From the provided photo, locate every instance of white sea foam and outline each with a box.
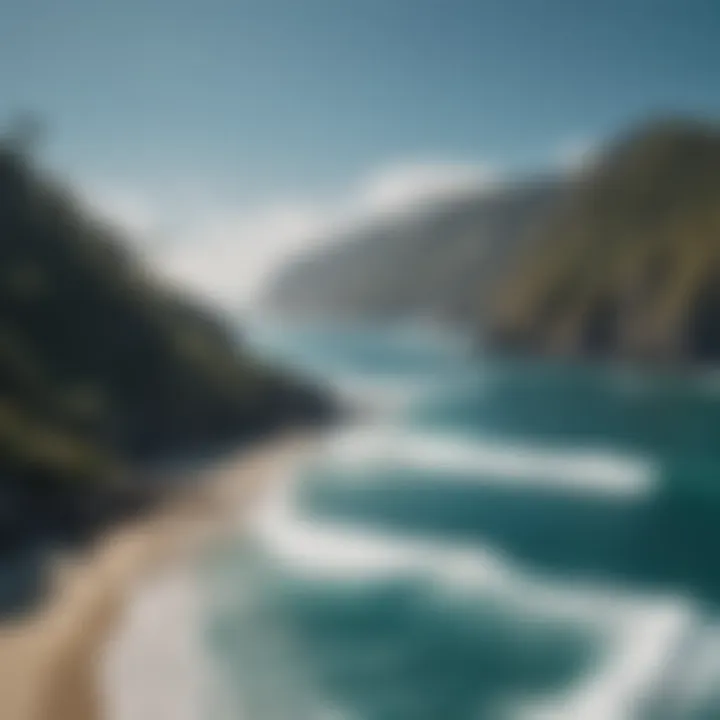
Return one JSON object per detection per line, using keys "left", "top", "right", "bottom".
{"left": 651, "top": 623, "right": 720, "bottom": 718}
{"left": 255, "top": 499, "right": 703, "bottom": 720}
{"left": 329, "top": 374, "right": 442, "bottom": 414}
{"left": 514, "top": 599, "right": 696, "bottom": 720}
{"left": 103, "top": 565, "right": 209, "bottom": 720}
{"left": 319, "top": 426, "right": 656, "bottom": 497}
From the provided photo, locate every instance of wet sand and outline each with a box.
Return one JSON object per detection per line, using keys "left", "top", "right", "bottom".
{"left": 0, "top": 432, "right": 312, "bottom": 720}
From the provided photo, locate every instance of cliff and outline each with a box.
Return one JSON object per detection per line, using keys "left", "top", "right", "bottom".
{"left": 266, "top": 117, "right": 720, "bottom": 366}
{"left": 0, "top": 138, "right": 331, "bottom": 559}
{"left": 487, "top": 118, "right": 720, "bottom": 363}
{"left": 263, "top": 179, "right": 563, "bottom": 325}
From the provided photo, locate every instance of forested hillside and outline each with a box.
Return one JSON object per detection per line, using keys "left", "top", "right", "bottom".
{"left": 488, "top": 118, "right": 720, "bottom": 362}
{"left": 266, "top": 117, "right": 720, "bottom": 366}
{"left": 0, "top": 137, "right": 330, "bottom": 552}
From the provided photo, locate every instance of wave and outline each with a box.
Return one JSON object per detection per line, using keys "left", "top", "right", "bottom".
{"left": 318, "top": 426, "right": 657, "bottom": 498}
{"left": 328, "top": 374, "right": 448, "bottom": 415}
{"left": 103, "top": 566, "right": 208, "bottom": 720}
{"left": 514, "top": 600, "right": 696, "bottom": 720}
{"left": 251, "top": 495, "right": 701, "bottom": 719}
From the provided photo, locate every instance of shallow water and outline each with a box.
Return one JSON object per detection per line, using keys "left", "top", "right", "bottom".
{"left": 201, "top": 323, "right": 720, "bottom": 719}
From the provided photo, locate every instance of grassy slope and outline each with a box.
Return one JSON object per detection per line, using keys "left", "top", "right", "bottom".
{"left": 488, "top": 118, "right": 720, "bottom": 362}
{"left": 0, "top": 140, "right": 328, "bottom": 551}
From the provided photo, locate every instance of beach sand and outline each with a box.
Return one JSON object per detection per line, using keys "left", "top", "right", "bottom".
{"left": 0, "top": 432, "right": 312, "bottom": 720}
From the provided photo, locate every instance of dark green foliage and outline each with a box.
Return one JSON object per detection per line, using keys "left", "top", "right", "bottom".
{"left": 0, "top": 138, "right": 329, "bottom": 550}
{"left": 268, "top": 116, "right": 720, "bottom": 366}
{"left": 489, "top": 117, "right": 720, "bottom": 363}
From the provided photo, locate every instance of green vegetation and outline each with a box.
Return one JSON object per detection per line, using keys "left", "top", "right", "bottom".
{"left": 268, "top": 116, "right": 720, "bottom": 366}
{"left": 0, "top": 134, "right": 330, "bottom": 551}
{"left": 488, "top": 118, "right": 720, "bottom": 362}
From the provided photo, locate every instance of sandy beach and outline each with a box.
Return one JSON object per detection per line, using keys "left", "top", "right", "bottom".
{"left": 0, "top": 432, "right": 312, "bottom": 720}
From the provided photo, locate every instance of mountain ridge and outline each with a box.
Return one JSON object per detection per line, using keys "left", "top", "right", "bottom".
{"left": 263, "top": 175, "right": 565, "bottom": 325}
{"left": 0, "top": 136, "right": 332, "bottom": 563}
{"left": 263, "top": 116, "right": 720, "bottom": 366}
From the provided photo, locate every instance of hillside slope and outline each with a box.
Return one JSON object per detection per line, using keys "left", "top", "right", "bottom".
{"left": 0, "top": 139, "right": 330, "bottom": 553}
{"left": 487, "top": 118, "right": 720, "bottom": 363}
{"left": 263, "top": 179, "right": 563, "bottom": 325}
{"left": 265, "top": 117, "right": 720, "bottom": 366}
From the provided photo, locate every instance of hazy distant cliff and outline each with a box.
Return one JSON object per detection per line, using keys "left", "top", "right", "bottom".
{"left": 263, "top": 179, "right": 563, "bottom": 325}
{"left": 265, "top": 117, "right": 720, "bottom": 365}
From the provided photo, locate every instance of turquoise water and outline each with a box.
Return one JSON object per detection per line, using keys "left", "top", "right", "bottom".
{"left": 201, "top": 324, "right": 720, "bottom": 719}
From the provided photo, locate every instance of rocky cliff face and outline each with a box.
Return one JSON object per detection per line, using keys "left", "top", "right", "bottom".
{"left": 263, "top": 178, "right": 564, "bottom": 325}
{"left": 0, "top": 138, "right": 334, "bottom": 559}
{"left": 487, "top": 118, "right": 720, "bottom": 364}
{"left": 266, "top": 117, "right": 720, "bottom": 366}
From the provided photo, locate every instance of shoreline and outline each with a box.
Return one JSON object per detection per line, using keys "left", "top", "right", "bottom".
{"left": 0, "top": 431, "right": 315, "bottom": 720}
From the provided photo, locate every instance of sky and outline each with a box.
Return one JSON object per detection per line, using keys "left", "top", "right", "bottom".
{"left": 1, "top": 0, "right": 719, "bottom": 306}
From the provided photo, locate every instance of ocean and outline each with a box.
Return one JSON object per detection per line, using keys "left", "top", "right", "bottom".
{"left": 118, "top": 322, "right": 720, "bottom": 720}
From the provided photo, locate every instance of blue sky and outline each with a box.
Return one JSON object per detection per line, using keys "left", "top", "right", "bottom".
{"left": 1, "top": 0, "right": 719, "bottom": 304}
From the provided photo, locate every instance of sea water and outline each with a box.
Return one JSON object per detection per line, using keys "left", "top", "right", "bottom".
{"left": 200, "top": 322, "right": 720, "bottom": 720}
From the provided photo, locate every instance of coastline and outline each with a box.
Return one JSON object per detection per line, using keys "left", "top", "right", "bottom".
{"left": 0, "top": 431, "right": 314, "bottom": 720}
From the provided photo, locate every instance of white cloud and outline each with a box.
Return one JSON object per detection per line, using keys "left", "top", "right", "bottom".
{"left": 79, "top": 160, "right": 495, "bottom": 309}
{"left": 161, "top": 202, "right": 332, "bottom": 306}
{"left": 82, "top": 186, "right": 159, "bottom": 241}
{"left": 358, "top": 161, "right": 494, "bottom": 214}
{"left": 554, "top": 137, "right": 599, "bottom": 172}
